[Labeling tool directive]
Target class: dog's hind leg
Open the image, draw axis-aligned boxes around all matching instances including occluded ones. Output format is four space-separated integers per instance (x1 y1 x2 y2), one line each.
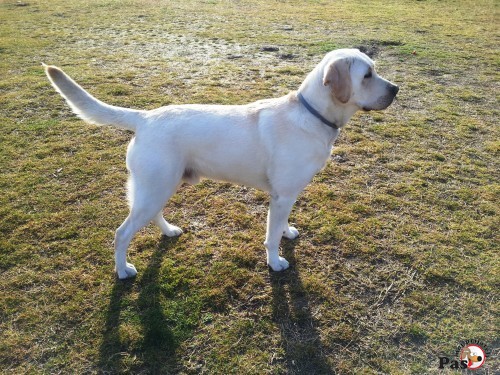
114 170 181 279
153 211 183 237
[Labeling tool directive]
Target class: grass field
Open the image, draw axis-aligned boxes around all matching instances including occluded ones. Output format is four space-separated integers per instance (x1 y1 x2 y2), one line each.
0 0 498 373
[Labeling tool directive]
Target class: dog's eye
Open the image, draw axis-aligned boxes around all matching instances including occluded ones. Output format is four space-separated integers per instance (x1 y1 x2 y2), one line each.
364 71 372 79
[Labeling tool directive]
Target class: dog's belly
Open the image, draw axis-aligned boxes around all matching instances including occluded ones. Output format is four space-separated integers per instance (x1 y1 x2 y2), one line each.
187 142 271 191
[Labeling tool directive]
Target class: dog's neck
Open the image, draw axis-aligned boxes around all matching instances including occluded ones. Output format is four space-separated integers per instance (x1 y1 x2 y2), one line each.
298 69 358 129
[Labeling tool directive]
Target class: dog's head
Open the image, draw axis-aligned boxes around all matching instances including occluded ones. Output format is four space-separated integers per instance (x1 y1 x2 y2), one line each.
322 49 398 111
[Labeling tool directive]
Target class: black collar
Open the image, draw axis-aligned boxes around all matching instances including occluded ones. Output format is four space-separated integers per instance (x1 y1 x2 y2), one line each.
297 92 339 130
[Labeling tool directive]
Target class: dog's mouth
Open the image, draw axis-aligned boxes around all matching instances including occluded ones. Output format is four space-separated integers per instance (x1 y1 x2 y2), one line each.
362 84 399 112
362 94 398 112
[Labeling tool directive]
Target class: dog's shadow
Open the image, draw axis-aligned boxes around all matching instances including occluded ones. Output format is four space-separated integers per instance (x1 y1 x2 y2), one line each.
98 235 333 373
270 240 333 374
98 236 180 373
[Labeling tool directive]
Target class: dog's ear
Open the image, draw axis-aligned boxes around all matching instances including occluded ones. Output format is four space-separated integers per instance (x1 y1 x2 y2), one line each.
323 58 352 104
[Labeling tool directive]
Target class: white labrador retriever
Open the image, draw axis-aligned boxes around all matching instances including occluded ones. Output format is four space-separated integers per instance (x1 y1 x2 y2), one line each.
44 49 398 279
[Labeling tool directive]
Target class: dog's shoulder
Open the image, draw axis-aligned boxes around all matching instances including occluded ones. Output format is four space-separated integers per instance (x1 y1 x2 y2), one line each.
246 92 299 118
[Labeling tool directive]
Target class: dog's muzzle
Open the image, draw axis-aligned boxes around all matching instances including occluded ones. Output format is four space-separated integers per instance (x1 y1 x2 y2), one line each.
363 83 399 111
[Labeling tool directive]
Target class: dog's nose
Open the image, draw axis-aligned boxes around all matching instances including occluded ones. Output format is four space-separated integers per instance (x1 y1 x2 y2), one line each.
390 84 399 96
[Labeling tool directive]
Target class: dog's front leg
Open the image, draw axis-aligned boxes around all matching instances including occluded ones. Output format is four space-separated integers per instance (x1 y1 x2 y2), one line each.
283 223 299 240
265 195 297 271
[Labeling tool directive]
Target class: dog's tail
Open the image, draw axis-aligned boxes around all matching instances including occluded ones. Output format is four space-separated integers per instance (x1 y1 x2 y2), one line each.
43 64 144 132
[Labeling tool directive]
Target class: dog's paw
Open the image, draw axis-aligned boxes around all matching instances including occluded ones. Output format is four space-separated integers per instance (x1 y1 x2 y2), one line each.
283 226 299 240
268 256 290 272
116 262 138 279
163 224 183 237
